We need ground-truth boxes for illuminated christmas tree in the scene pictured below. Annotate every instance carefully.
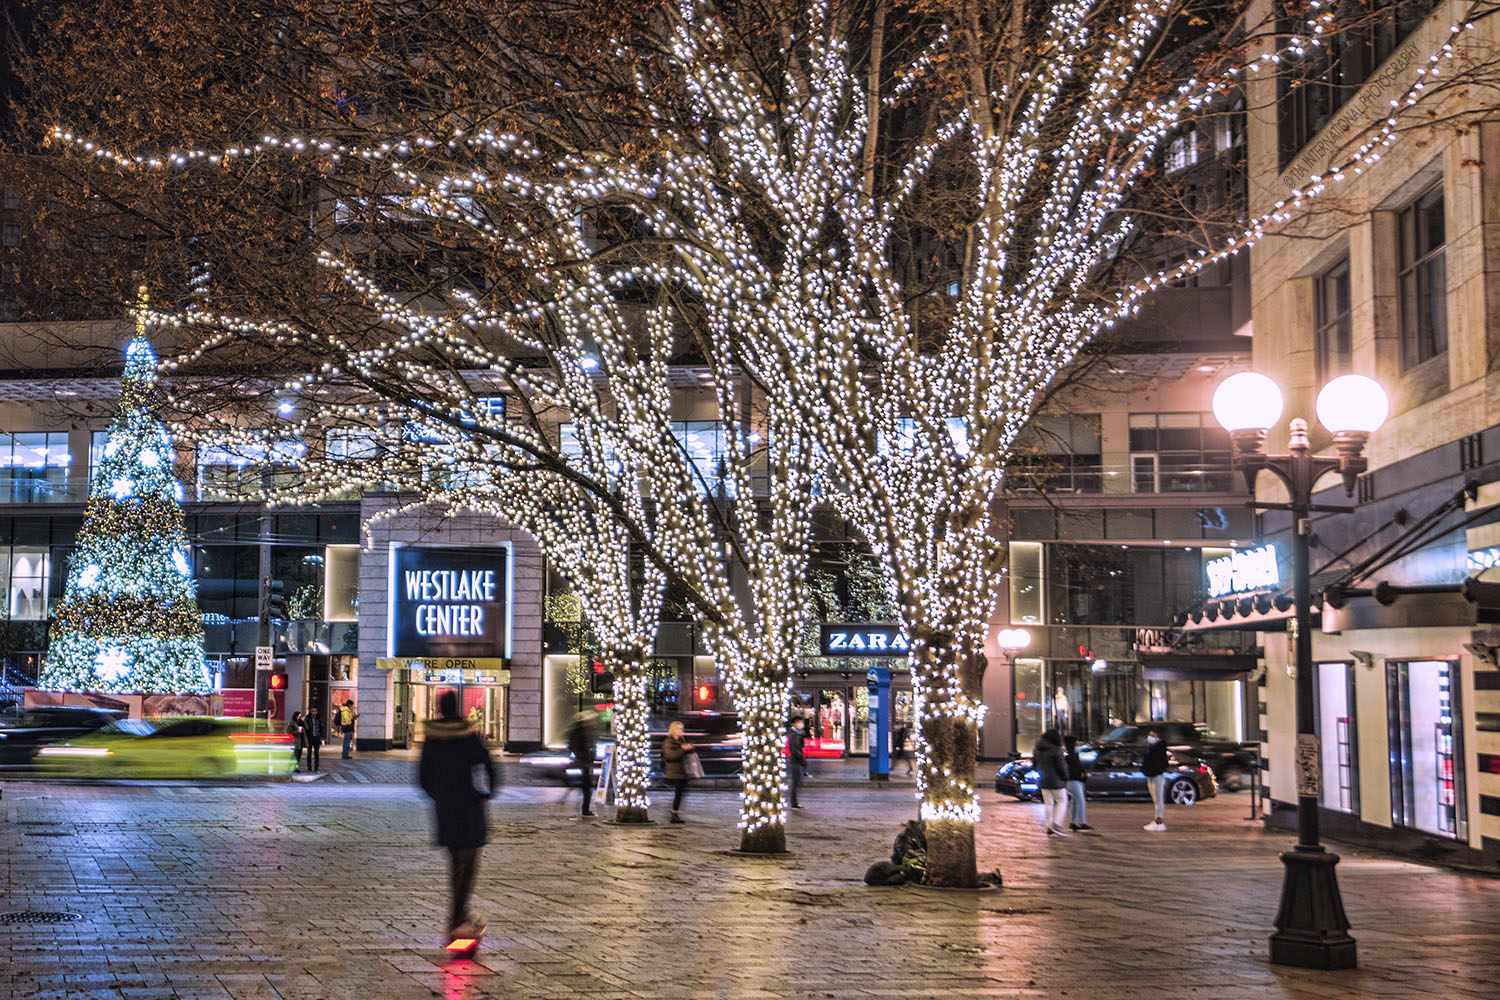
[41,292,207,694]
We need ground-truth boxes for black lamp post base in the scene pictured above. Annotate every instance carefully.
[1269,846,1357,970]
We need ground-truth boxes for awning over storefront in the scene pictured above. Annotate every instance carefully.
[1139,652,1260,682]
[1178,592,1316,633]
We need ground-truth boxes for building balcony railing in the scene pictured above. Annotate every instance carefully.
[1006,459,1239,496]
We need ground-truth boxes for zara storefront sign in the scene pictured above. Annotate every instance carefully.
[1206,544,1280,599]
[819,624,910,657]
[389,546,511,659]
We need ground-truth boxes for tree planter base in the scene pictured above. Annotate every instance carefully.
[613,807,652,824]
[738,826,787,855]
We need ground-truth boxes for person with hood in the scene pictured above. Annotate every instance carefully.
[1142,728,1170,832]
[566,709,599,817]
[1064,734,1093,832]
[786,716,807,810]
[1034,729,1070,837]
[418,690,497,940]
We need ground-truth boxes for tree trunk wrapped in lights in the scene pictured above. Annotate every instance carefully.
[451,480,665,825]
[41,292,208,695]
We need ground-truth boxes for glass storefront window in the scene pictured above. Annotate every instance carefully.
[7,546,49,619]
[1009,542,1042,625]
[1013,657,1044,754]
[1388,659,1466,839]
[1317,661,1358,814]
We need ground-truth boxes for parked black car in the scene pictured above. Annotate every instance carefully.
[0,706,124,766]
[995,745,1217,804]
[1095,721,1257,790]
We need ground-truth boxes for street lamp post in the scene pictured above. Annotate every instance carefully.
[1212,372,1389,971]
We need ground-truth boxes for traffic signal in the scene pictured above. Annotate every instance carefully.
[696,681,717,708]
[589,659,614,696]
[266,579,286,620]
[268,672,287,692]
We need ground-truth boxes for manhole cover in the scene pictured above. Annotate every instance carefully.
[0,911,83,925]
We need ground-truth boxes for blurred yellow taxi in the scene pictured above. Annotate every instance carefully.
[37,716,296,779]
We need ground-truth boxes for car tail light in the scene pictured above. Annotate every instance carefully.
[230,732,294,742]
[1198,764,1212,773]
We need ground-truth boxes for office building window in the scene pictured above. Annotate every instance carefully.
[1128,413,1232,493]
[1010,415,1102,494]
[1314,257,1352,382]
[1166,132,1199,173]
[0,432,72,502]
[1277,1,1440,168]
[2,188,20,210]
[1397,185,1447,369]
[2,223,19,247]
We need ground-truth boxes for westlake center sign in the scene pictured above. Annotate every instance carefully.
[390,546,510,659]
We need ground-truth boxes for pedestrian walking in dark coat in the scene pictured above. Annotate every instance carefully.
[303,707,323,772]
[661,720,695,824]
[287,711,305,771]
[786,717,808,809]
[1034,729,1070,837]
[418,690,497,936]
[566,709,599,817]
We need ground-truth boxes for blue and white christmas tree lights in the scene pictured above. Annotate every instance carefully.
[40,291,208,694]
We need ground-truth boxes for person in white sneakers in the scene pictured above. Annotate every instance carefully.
[1034,729,1070,837]
[1142,729,1169,831]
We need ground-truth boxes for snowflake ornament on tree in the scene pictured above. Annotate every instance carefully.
[41,289,208,694]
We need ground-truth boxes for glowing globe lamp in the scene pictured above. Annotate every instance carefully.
[1315,374,1389,436]
[1212,372,1284,433]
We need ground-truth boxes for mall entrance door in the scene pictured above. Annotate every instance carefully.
[409,683,508,747]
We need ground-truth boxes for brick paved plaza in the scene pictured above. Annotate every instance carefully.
[3,764,1498,999]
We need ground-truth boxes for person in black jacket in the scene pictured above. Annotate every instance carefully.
[1063,735,1092,832]
[1034,729,1070,837]
[566,710,599,817]
[1142,728,1170,832]
[302,707,323,772]
[787,717,807,809]
[287,712,305,772]
[418,690,498,938]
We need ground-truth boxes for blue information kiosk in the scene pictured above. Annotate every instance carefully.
[818,623,909,781]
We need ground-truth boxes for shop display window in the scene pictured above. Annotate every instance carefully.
[1387,659,1466,839]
